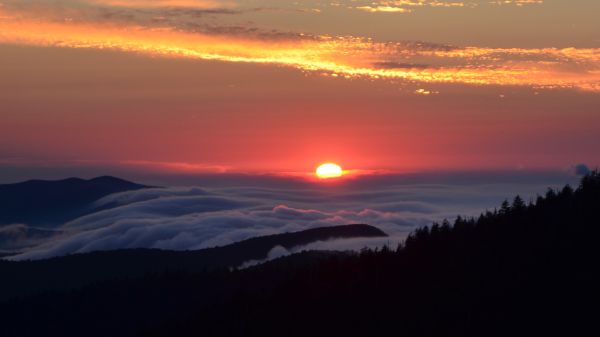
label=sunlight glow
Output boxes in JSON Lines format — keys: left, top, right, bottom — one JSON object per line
{"left": 316, "top": 163, "right": 344, "bottom": 179}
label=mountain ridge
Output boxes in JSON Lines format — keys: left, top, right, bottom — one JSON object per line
{"left": 0, "top": 176, "right": 150, "bottom": 227}
{"left": 0, "top": 224, "right": 387, "bottom": 301}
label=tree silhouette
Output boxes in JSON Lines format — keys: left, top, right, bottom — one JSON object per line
{"left": 512, "top": 195, "right": 525, "bottom": 211}
{"left": 499, "top": 199, "right": 511, "bottom": 214}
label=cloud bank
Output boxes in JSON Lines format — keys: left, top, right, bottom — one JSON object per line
{"left": 6, "top": 171, "right": 577, "bottom": 260}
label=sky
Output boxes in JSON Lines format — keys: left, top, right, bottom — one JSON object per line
{"left": 0, "top": 0, "right": 599, "bottom": 179}
{"left": 0, "top": 0, "right": 598, "bottom": 259}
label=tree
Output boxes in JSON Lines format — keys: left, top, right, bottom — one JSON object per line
{"left": 500, "top": 199, "right": 511, "bottom": 214}
{"left": 512, "top": 195, "right": 526, "bottom": 211}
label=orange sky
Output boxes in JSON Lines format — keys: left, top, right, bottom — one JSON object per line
{"left": 0, "top": 0, "right": 599, "bottom": 178}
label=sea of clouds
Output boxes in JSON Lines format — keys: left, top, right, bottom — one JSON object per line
{"left": 5, "top": 170, "right": 582, "bottom": 261}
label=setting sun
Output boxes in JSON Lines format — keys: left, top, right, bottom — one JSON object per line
{"left": 316, "top": 163, "right": 343, "bottom": 179}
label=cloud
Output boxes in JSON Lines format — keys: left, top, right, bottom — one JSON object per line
{"left": 239, "top": 237, "right": 398, "bottom": 269}
{"left": 295, "top": 236, "right": 398, "bottom": 252}
{"left": 0, "top": 224, "right": 62, "bottom": 252}
{"left": 86, "top": 0, "right": 236, "bottom": 8}
{"left": 4, "top": 171, "right": 577, "bottom": 260}
{"left": 0, "top": 0, "right": 598, "bottom": 92}
{"left": 355, "top": 6, "right": 413, "bottom": 13}
{"left": 373, "top": 62, "right": 432, "bottom": 69}
{"left": 239, "top": 245, "right": 291, "bottom": 269}
{"left": 65, "top": 190, "right": 255, "bottom": 231}
{"left": 350, "top": 0, "right": 542, "bottom": 13}
{"left": 0, "top": 0, "right": 243, "bottom": 29}
{"left": 574, "top": 164, "right": 591, "bottom": 176}
{"left": 489, "top": 0, "right": 543, "bottom": 6}
{"left": 353, "top": 1, "right": 467, "bottom": 13}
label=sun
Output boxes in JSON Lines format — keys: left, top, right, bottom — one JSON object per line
{"left": 316, "top": 163, "right": 343, "bottom": 179}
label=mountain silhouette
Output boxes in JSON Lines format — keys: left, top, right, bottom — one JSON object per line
{"left": 0, "top": 224, "right": 386, "bottom": 301}
{"left": 0, "top": 176, "right": 149, "bottom": 227}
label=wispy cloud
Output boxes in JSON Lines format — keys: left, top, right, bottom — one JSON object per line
{"left": 120, "top": 160, "right": 232, "bottom": 174}
{"left": 355, "top": 5, "right": 413, "bottom": 13}
{"left": 489, "top": 0, "right": 543, "bottom": 6}
{"left": 354, "top": 0, "right": 468, "bottom": 13}
{"left": 86, "top": 0, "right": 236, "bottom": 8}
{"left": 1, "top": 0, "right": 596, "bottom": 92}
{"left": 350, "top": 0, "right": 542, "bottom": 13}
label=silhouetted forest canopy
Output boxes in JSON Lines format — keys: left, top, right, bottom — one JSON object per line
{"left": 1, "top": 172, "right": 599, "bottom": 337}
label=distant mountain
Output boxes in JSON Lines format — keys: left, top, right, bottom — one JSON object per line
{"left": 0, "top": 176, "right": 149, "bottom": 227}
{"left": 0, "top": 224, "right": 387, "bottom": 301}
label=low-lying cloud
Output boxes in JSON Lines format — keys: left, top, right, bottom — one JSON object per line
{"left": 5, "top": 171, "right": 578, "bottom": 260}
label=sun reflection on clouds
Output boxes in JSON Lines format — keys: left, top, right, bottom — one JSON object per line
{"left": 350, "top": 0, "right": 542, "bottom": 12}
{"left": 355, "top": 5, "right": 413, "bottom": 13}
{"left": 354, "top": 0, "right": 469, "bottom": 13}
{"left": 489, "top": 0, "right": 543, "bottom": 6}
{"left": 0, "top": 0, "right": 597, "bottom": 92}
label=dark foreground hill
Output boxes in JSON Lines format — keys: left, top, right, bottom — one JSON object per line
{"left": 0, "top": 176, "right": 149, "bottom": 227}
{"left": 1, "top": 172, "right": 599, "bottom": 337}
{"left": 0, "top": 224, "right": 386, "bottom": 301}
